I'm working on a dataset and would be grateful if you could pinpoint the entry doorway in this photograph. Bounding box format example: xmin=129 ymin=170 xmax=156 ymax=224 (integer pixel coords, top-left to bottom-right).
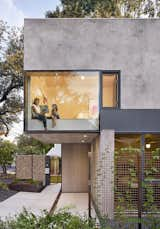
xmin=62 ymin=143 xmax=90 ymax=193
xmin=46 ymin=144 xmax=62 ymax=185
xmin=50 ymin=156 xmax=62 ymax=184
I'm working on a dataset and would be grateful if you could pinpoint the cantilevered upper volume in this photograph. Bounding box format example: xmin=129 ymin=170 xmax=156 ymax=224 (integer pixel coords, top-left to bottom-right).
xmin=24 ymin=19 xmax=160 ymax=142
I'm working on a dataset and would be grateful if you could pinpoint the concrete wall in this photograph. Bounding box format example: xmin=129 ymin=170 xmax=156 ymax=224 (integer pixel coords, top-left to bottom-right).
xmin=16 ymin=155 xmax=46 ymax=185
xmin=24 ymin=19 xmax=160 ymax=109
xmin=91 ymin=130 xmax=115 ymax=219
xmin=62 ymin=143 xmax=90 ymax=192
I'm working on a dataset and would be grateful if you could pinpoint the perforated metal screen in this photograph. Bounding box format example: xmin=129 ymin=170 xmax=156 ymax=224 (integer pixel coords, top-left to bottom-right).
xmin=115 ymin=134 xmax=160 ymax=217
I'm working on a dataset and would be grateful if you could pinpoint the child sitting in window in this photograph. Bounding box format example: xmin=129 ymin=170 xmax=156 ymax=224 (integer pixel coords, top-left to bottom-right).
xmin=32 ymin=98 xmax=47 ymax=130
xmin=51 ymin=104 xmax=60 ymax=127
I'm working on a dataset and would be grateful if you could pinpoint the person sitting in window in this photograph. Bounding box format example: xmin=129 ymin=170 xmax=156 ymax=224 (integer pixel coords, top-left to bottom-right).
xmin=32 ymin=98 xmax=47 ymax=130
xmin=51 ymin=104 xmax=60 ymax=127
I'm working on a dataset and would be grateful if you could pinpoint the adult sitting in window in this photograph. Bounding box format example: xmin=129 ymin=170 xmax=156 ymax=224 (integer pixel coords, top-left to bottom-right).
xmin=32 ymin=98 xmax=47 ymax=130
xmin=51 ymin=104 xmax=60 ymax=127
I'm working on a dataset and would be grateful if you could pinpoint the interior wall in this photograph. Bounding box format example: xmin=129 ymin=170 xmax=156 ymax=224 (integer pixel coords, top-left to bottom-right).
xmin=62 ymin=143 xmax=90 ymax=192
xmin=30 ymin=72 xmax=99 ymax=119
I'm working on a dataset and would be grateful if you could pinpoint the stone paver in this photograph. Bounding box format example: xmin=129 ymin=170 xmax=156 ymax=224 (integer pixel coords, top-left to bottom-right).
xmin=56 ymin=193 xmax=97 ymax=219
xmin=0 ymin=184 xmax=61 ymax=220
xmin=56 ymin=193 xmax=88 ymax=216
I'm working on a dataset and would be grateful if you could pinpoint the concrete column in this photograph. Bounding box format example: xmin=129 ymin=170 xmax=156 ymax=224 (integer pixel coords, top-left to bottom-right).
xmin=100 ymin=129 xmax=115 ymax=219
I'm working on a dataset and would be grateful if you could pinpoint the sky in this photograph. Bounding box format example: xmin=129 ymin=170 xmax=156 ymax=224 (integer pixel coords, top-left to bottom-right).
xmin=0 ymin=0 xmax=60 ymax=26
xmin=0 ymin=0 xmax=60 ymax=142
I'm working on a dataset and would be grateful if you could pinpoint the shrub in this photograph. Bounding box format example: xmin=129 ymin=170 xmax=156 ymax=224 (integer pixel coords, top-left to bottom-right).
xmin=0 ymin=181 xmax=9 ymax=190
xmin=9 ymin=179 xmax=43 ymax=192
xmin=0 ymin=209 xmax=96 ymax=229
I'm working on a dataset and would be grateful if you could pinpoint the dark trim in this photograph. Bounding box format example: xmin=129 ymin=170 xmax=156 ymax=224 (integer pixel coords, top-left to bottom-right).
xmin=25 ymin=130 xmax=99 ymax=134
xmin=115 ymin=131 xmax=160 ymax=134
xmin=145 ymin=179 xmax=160 ymax=184
xmin=25 ymin=69 xmax=114 ymax=72
xmin=99 ymin=71 xmax=103 ymax=110
xmin=88 ymin=151 xmax=91 ymax=218
xmin=101 ymin=109 xmax=160 ymax=133
xmin=24 ymin=69 xmax=102 ymax=132
xmin=98 ymin=72 xmax=101 ymax=131
xmin=45 ymin=156 xmax=51 ymax=186
xmin=23 ymin=76 xmax=25 ymax=132
xmin=49 ymin=188 xmax=62 ymax=214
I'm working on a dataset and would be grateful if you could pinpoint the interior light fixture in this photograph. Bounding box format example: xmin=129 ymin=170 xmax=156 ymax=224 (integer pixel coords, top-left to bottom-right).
xmin=83 ymin=134 xmax=87 ymax=138
xmin=60 ymin=100 xmax=65 ymax=104
xmin=81 ymin=75 xmax=85 ymax=80
xmin=146 ymin=143 xmax=151 ymax=149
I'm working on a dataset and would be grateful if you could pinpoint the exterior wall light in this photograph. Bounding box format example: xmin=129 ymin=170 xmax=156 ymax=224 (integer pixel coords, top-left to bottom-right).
xmin=146 ymin=143 xmax=151 ymax=149
xmin=81 ymin=76 xmax=85 ymax=80
xmin=83 ymin=134 xmax=87 ymax=138
xmin=81 ymin=140 xmax=85 ymax=143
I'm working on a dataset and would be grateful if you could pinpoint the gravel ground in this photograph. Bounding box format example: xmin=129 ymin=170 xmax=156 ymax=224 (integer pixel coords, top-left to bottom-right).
xmin=0 ymin=174 xmax=18 ymax=202
xmin=0 ymin=189 xmax=17 ymax=202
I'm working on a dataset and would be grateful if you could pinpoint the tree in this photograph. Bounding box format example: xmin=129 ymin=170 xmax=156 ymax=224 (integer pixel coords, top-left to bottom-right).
xmin=0 ymin=20 xmax=23 ymax=136
xmin=45 ymin=0 xmax=160 ymax=18
xmin=0 ymin=140 xmax=16 ymax=174
xmin=16 ymin=134 xmax=53 ymax=155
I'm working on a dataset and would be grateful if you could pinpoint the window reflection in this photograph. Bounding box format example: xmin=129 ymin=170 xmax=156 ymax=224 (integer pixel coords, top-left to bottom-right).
xmin=29 ymin=71 xmax=99 ymax=120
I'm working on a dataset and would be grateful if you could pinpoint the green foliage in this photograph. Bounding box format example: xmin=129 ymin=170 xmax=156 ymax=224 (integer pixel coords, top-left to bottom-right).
xmin=0 ymin=140 xmax=16 ymax=174
xmin=50 ymin=175 xmax=62 ymax=183
xmin=0 ymin=181 xmax=9 ymax=190
xmin=12 ymin=179 xmax=40 ymax=185
xmin=0 ymin=209 xmax=96 ymax=229
xmin=45 ymin=0 xmax=160 ymax=18
xmin=0 ymin=20 xmax=23 ymax=136
xmin=113 ymin=145 xmax=160 ymax=228
xmin=46 ymin=0 xmax=97 ymax=18
xmin=16 ymin=134 xmax=53 ymax=155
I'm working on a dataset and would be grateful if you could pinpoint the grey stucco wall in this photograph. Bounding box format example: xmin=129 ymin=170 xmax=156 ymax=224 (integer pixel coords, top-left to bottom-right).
xmin=24 ymin=18 xmax=160 ymax=109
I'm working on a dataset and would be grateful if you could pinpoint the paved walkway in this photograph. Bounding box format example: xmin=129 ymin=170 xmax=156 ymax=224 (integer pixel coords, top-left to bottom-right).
xmin=0 ymin=184 xmax=61 ymax=220
xmin=56 ymin=193 xmax=97 ymax=219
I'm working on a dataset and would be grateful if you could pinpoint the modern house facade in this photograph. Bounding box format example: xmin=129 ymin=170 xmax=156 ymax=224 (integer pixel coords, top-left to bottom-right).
xmin=24 ymin=19 xmax=160 ymax=219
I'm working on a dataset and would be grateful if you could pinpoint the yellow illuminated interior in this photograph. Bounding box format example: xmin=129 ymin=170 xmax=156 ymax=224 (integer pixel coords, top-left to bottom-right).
xmin=102 ymin=74 xmax=117 ymax=107
xmin=29 ymin=71 xmax=99 ymax=119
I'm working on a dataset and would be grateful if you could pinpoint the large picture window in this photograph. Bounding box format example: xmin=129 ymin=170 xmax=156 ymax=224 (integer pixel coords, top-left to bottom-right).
xmin=29 ymin=71 xmax=99 ymax=120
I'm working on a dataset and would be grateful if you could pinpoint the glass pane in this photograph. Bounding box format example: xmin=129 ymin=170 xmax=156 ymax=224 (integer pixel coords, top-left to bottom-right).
xmin=29 ymin=71 xmax=99 ymax=120
xmin=102 ymin=74 xmax=117 ymax=107
xmin=144 ymin=134 xmax=160 ymax=212
xmin=145 ymin=134 xmax=160 ymax=181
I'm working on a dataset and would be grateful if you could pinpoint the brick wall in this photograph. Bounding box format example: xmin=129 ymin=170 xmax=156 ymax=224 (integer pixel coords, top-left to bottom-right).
xmin=16 ymin=155 xmax=46 ymax=185
xmin=33 ymin=155 xmax=45 ymax=184
xmin=91 ymin=130 xmax=115 ymax=219
xmin=16 ymin=155 xmax=32 ymax=179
